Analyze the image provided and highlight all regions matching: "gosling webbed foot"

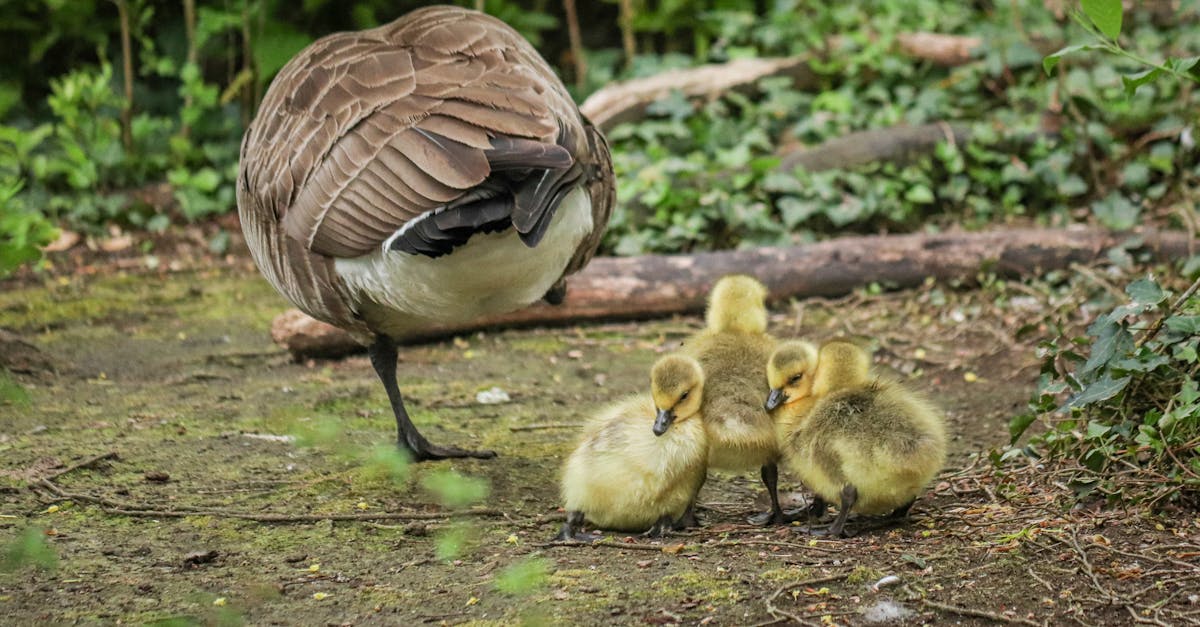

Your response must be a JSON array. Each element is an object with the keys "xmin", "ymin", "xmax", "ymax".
[
  {"xmin": 747, "ymin": 508, "xmax": 806, "ymax": 526},
  {"xmin": 642, "ymin": 515, "xmax": 674, "ymax": 538},
  {"xmin": 553, "ymin": 511, "xmax": 601, "ymax": 542},
  {"xmin": 673, "ymin": 502, "xmax": 700, "ymax": 530}
]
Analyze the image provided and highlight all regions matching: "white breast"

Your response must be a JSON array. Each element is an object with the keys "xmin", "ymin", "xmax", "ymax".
[{"xmin": 334, "ymin": 186, "xmax": 594, "ymax": 338}]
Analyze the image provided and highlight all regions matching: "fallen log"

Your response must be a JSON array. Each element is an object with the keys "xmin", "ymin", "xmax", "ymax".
[
  {"xmin": 580, "ymin": 56, "xmax": 819, "ymax": 132},
  {"xmin": 580, "ymin": 32, "xmax": 984, "ymax": 132},
  {"xmin": 271, "ymin": 228, "xmax": 1195, "ymax": 358},
  {"xmin": 778, "ymin": 122, "xmax": 972, "ymax": 174}
]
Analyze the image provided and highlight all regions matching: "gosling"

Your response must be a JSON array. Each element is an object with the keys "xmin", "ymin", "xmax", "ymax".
[
  {"xmin": 681, "ymin": 275, "xmax": 789, "ymax": 525},
  {"xmin": 557, "ymin": 355, "xmax": 708, "ymax": 540},
  {"xmin": 765, "ymin": 340, "xmax": 947, "ymax": 537}
]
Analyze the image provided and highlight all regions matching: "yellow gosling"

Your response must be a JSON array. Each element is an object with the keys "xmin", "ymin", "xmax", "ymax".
[
  {"xmin": 766, "ymin": 340, "xmax": 947, "ymax": 537},
  {"xmin": 681, "ymin": 275, "xmax": 788, "ymax": 524},
  {"xmin": 557, "ymin": 355, "xmax": 708, "ymax": 540}
]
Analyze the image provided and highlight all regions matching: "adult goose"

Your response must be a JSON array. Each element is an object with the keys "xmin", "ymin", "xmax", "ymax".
[{"xmin": 237, "ymin": 6, "xmax": 615, "ymax": 461}]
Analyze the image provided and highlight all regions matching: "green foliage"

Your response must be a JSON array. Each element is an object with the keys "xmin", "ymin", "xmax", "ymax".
[
  {"xmin": 2, "ymin": 527, "xmax": 58, "ymax": 573},
  {"xmin": 0, "ymin": 370, "xmax": 32, "ymax": 406},
  {"xmin": 0, "ymin": 177, "xmax": 58, "ymax": 277},
  {"xmin": 1010, "ymin": 277, "xmax": 1200, "ymax": 505},
  {"xmin": 1044, "ymin": 0, "xmax": 1200, "ymax": 94},
  {"xmin": 2, "ymin": 0, "xmax": 1198, "ymax": 271},
  {"xmin": 421, "ymin": 469, "xmax": 490, "ymax": 508},
  {"xmin": 494, "ymin": 557, "xmax": 550, "ymax": 595}
]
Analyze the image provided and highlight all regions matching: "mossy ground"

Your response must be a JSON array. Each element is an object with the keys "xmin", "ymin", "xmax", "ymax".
[{"xmin": 2, "ymin": 266, "xmax": 1196, "ymax": 625}]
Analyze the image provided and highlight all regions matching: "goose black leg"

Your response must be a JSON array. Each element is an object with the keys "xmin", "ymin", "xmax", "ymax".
[
  {"xmin": 369, "ymin": 335, "xmax": 496, "ymax": 461},
  {"xmin": 748, "ymin": 463, "xmax": 803, "ymax": 525}
]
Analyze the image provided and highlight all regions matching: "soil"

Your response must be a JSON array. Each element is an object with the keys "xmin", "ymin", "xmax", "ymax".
[{"xmin": 1, "ymin": 255, "xmax": 1198, "ymax": 626}]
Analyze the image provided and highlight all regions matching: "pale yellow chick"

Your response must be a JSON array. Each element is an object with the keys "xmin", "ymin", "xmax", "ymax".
[
  {"xmin": 766, "ymin": 340, "xmax": 947, "ymax": 537},
  {"xmin": 557, "ymin": 355, "xmax": 709, "ymax": 539},
  {"xmin": 680, "ymin": 275, "xmax": 788, "ymax": 524}
]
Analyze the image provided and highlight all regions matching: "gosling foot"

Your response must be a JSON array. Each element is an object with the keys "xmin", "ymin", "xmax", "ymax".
[
  {"xmin": 641, "ymin": 515, "xmax": 674, "ymax": 539},
  {"xmin": 553, "ymin": 511, "xmax": 602, "ymax": 542},
  {"xmin": 747, "ymin": 508, "xmax": 805, "ymax": 526}
]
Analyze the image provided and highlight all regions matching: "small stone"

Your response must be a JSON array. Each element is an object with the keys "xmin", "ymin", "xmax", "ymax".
[
  {"xmin": 475, "ymin": 387, "xmax": 511, "ymax": 405},
  {"xmin": 144, "ymin": 471, "xmax": 170, "ymax": 483},
  {"xmin": 183, "ymin": 550, "xmax": 219, "ymax": 567}
]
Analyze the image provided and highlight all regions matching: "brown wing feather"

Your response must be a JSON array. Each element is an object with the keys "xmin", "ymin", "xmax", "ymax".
[
  {"xmin": 250, "ymin": 7, "xmax": 574, "ymax": 259},
  {"xmin": 238, "ymin": 6, "xmax": 613, "ymax": 332}
]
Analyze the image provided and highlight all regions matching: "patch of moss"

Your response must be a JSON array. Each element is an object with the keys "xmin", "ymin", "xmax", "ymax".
[{"xmin": 653, "ymin": 569, "xmax": 741, "ymax": 604}]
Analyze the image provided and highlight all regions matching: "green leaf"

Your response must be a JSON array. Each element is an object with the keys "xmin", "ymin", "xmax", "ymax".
[
  {"xmin": 494, "ymin": 557, "xmax": 549, "ymax": 595},
  {"xmin": 421, "ymin": 470, "xmax": 489, "ymax": 508},
  {"xmin": 1122, "ymin": 67, "xmax": 1163, "ymax": 96},
  {"xmin": 1091, "ymin": 192, "xmax": 1140, "ymax": 230},
  {"xmin": 1043, "ymin": 44, "xmax": 1101, "ymax": 75},
  {"xmin": 1009, "ymin": 412, "xmax": 1037, "ymax": 444},
  {"xmin": 904, "ymin": 184, "xmax": 935, "ymax": 204},
  {"xmin": 1166, "ymin": 315, "xmax": 1200, "ymax": 335},
  {"xmin": 2, "ymin": 527, "xmax": 57, "ymax": 573},
  {"xmin": 1125, "ymin": 278, "xmax": 1166, "ymax": 307},
  {"xmin": 1068, "ymin": 374, "xmax": 1131, "ymax": 409},
  {"xmin": 1081, "ymin": 0, "xmax": 1123, "ymax": 40}
]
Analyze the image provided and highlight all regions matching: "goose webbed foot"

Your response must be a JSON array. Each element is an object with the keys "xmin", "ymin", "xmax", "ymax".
[
  {"xmin": 542, "ymin": 281, "xmax": 567, "ymax": 305},
  {"xmin": 370, "ymin": 335, "xmax": 497, "ymax": 462},
  {"xmin": 404, "ymin": 439, "xmax": 497, "ymax": 461}
]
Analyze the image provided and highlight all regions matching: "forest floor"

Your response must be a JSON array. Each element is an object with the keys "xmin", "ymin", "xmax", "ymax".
[{"xmin": 2, "ymin": 241, "xmax": 1199, "ymax": 626}]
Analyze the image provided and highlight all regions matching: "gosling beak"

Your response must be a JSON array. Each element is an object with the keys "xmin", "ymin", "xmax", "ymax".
[
  {"xmin": 653, "ymin": 408, "xmax": 675, "ymax": 436},
  {"xmin": 765, "ymin": 388, "xmax": 787, "ymax": 412}
]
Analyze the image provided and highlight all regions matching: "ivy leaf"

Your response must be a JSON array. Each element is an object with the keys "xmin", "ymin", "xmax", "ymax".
[
  {"xmin": 1043, "ymin": 44, "xmax": 1102, "ymax": 75},
  {"xmin": 1009, "ymin": 412, "xmax": 1038, "ymax": 444},
  {"xmin": 1091, "ymin": 192, "xmax": 1140, "ymax": 230},
  {"xmin": 1121, "ymin": 67, "xmax": 1163, "ymax": 97},
  {"xmin": 1125, "ymin": 278, "xmax": 1166, "ymax": 307},
  {"xmin": 1081, "ymin": 0, "xmax": 1123, "ymax": 40},
  {"xmin": 1165, "ymin": 315, "xmax": 1200, "ymax": 335},
  {"xmin": 1067, "ymin": 374, "xmax": 1131, "ymax": 409},
  {"xmin": 904, "ymin": 184, "xmax": 935, "ymax": 204}
]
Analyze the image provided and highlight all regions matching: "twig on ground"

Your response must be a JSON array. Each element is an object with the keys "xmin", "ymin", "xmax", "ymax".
[
  {"xmin": 1137, "ymin": 275, "xmax": 1200, "ymax": 348},
  {"xmin": 538, "ymin": 539, "xmax": 668, "ymax": 552},
  {"xmin": 41, "ymin": 451, "xmax": 119, "ymax": 482},
  {"xmin": 508, "ymin": 423, "xmax": 583, "ymax": 432},
  {"xmin": 35, "ymin": 480, "xmax": 502, "ymax": 523},
  {"xmin": 760, "ymin": 573, "xmax": 848, "ymax": 627},
  {"xmin": 920, "ymin": 598, "xmax": 1041, "ymax": 626}
]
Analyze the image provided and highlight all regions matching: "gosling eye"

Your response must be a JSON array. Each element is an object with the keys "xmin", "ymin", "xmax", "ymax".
[
  {"xmin": 679, "ymin": 390, "xmax": 690, "ymax": 401},
  {"xmin": 788, "ymin": 373, "xmax": 804, "ymax": 384}
]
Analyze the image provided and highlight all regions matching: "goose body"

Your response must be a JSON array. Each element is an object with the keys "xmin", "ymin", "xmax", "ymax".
[
  {"xmin": 238, "ymin": 6, "xmax": 614, "ymax": 460},
  {"xmin": 766, "ymin": 341, "xmax": 947, "ymax": 536},
  {"xmin": 678, "ymin": 276, "xmax": 788, "ymax": 524},
  {"xmin": 558, "ymin": 355, "xmax": 709, "ymax": 538}
]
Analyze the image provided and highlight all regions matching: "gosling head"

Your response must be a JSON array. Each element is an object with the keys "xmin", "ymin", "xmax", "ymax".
[
  {"xmin": 810, "ymin": 340, "xmax": 871, "ymax": 398},
  {"xmin": 706, "ymin": 275, "xmax": 769, "ymax": 334},
  {"xmin": 765, "ymin": 340, "xmax": 819, "ymax": 411},
  {"xmin": 650, "ymin": 355, "xmax": 705, "ymax": 436}
]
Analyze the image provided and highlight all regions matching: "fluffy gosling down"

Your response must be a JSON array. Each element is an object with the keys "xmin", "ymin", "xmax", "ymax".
[
  {"xmin": 766, "ymin": 340, "xmax": 947, "ymax": 537},
  {"xmin": 557, "ymin": 355, "xmax": 709, "ymax": 540},
  {"xmin": 681, "ymin": 275, "xmax": 790, "ymax": 525}
]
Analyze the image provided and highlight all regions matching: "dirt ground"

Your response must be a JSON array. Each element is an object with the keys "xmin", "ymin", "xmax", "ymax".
[{"xmin": 2, "ymin": 257, "xmax": 1198, "ymax": 626}]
